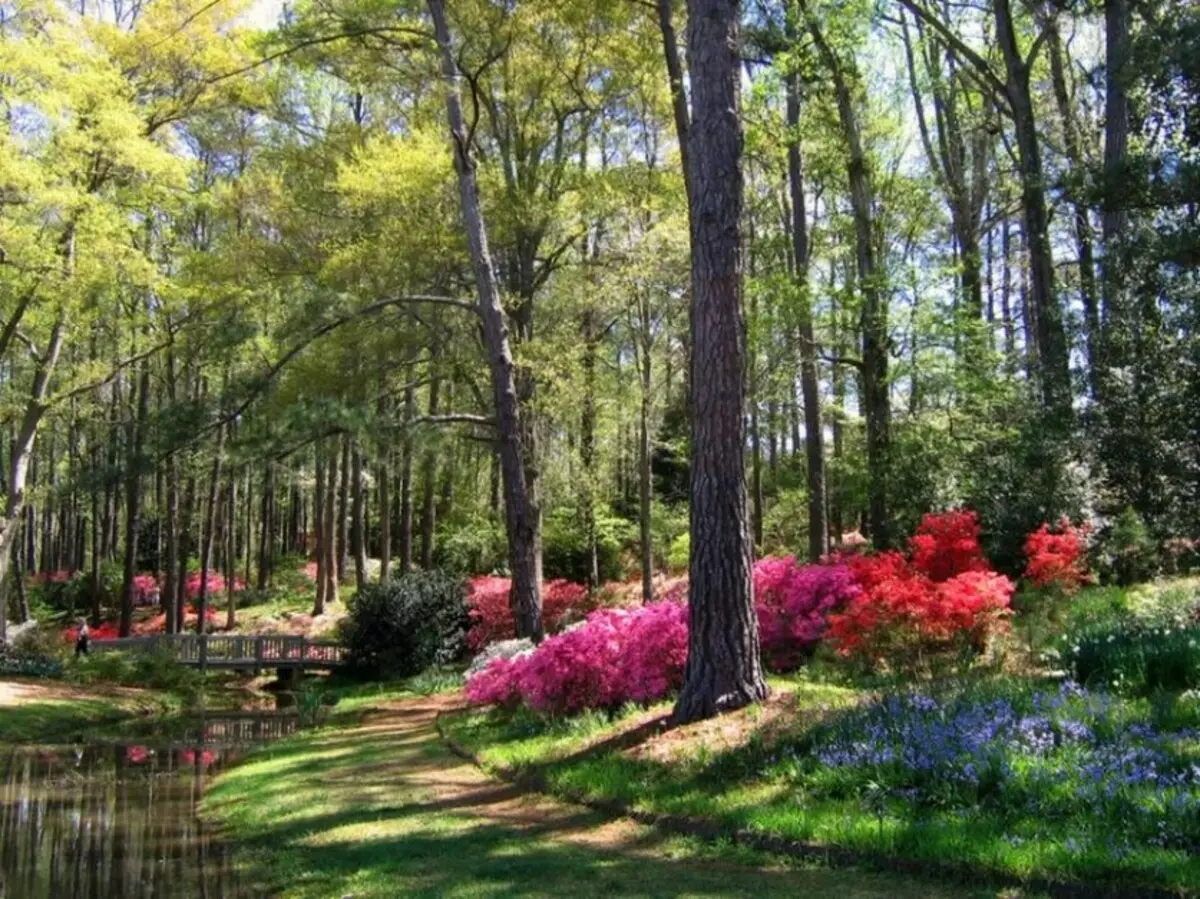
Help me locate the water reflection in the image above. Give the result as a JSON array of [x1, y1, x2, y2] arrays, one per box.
[[0, 742, 254, 898]]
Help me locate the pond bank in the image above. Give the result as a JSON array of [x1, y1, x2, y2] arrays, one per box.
[[202, 688, 1021, 898]]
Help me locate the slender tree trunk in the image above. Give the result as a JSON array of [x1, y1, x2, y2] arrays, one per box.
[[399, 386, 415, 574], [118, 359, 151, 637], [1047, 20, 1100, 398], [0, 318, 65, 604], [323, 437, 339, 606], [429, 0, 543, 640], [804, 2, 890, 547], [225, 475, 237, 630], [195, 422, 225, 635], [994, 0, 1070, 412], [256, 463, 274, 591], [351, 442, 367, 590], [1100, 0, 1130, 382], [313, 448, 327, 613], [786, 66, 829, 560], [579, 311, 601, 589], [637, 298, 654, 603], [336, 436, 350, 582], [176, 474, 196, 634], [673, 0, 768, 724], [420, 370, 441, 569]]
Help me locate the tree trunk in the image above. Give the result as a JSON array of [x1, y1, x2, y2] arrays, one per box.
[[637, 296, 654, 603], [1048, 20, 1100, 398], [164, 355, 180, 634], [429, 0, 543, 640], [786, 67, 829, 560], [580, 310, 601, 589], [351, 442, 367, 590], [399, 385, 415, 574], [323, 438, 339, 607], [804, 2, 890, 548], [119, 359, 151, 637], [336, 435, 350, 582], [0, 319, 65, 606], [420, 369, 441, 569], [1100, 0, 1130, 378], [195, 422, 225, 635], [672, 0, 769, 725], [313, 448, 327, 614], [994, 0, 1070, 413], [256, 462, 274, 591], [176, 474, 196, 634], [226, 475, 237, 630]]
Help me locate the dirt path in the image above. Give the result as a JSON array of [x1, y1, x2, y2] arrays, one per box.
[[207, 691, 1012, 898]]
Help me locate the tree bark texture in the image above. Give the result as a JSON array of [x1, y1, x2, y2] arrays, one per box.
[[673, 0, 769, 724]]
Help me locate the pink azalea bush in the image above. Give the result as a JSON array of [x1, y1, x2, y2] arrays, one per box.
[[182, 571, 246, 600], [754, 558, 861, 671], [466, 576, 592, 650], [465, 600, 688, 715]]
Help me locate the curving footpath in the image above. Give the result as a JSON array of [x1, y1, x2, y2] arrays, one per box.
[[204, 692, 1015, 898]]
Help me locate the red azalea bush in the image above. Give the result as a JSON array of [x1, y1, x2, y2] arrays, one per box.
[[465, 576, 592, 650], [465, 600, 688, 715], [909, 510, 989, 582], [131, 605, 219, 635], [31, 570, 72, 585], [63, 620, 121, 642], [1024, 518, 1090, 593], [754, 558, 861, 670], [827, 510, 1014, 666]]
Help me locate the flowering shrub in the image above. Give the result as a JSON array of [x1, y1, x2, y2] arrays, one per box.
[[183, 572, 246, 599], [1024, 518, 1090, 593], [827, 562, 1013, 665], [131, 605, 219, 635], [465, 576, 591, 650], [132, 573, 159, 605], [465, 600, 688, 715], [909, 510, 988, 582], [30, 570, 72, 585], [63, 621, 120, 643], [753, 558, 860, 670], [784, 681, 1200, 857]]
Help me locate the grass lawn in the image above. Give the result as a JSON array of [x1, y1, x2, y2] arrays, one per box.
[[0, 678, 170, 742], [441, 671, 1200, 895], [204, 684, 1034, 898]]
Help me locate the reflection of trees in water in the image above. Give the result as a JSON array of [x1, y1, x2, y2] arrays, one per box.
[[0, 745, 246, 898]]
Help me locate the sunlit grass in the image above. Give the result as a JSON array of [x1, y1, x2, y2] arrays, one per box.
[[205, 684, 1019, 898]]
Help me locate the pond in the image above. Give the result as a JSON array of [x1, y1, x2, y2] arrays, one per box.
[[0, 733, 272, 898]]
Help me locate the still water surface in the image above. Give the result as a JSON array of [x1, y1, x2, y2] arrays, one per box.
[[0, 741, 256, 898]]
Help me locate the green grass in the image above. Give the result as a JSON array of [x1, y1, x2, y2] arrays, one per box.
[[0, 695, 135, 742], [205, 683, 1028, 898], [442, 674, 1200, 894]]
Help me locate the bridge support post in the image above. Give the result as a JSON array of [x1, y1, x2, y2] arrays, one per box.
[[254, 639, 264, 677], [199, 635, 208, 673]]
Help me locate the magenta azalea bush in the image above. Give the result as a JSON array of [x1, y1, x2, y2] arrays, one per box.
[[465, 600, 688, 715], [754, 559, 861, 671]]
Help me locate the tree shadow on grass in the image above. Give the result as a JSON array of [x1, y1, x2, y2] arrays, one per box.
[[208, 706, 1014, 899]]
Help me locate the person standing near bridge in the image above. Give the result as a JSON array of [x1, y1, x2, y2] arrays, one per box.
[[74, 619, 89, 656]]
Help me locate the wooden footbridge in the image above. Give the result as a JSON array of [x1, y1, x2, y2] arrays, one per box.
[[90, 634, 345, 674]]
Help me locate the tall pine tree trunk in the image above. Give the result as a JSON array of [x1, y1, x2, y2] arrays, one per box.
[[673, 0, 768, 724]]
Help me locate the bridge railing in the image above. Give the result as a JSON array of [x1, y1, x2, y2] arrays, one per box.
[[90, 633, 345, 671]]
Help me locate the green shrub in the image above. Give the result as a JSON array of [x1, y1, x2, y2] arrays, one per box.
[[541, 506, 632, 584], [1094, 508, 1160, 586], [1060, 619, 1200, 694], [762, 488, 810, 556], [0, 643, 63, 678], [666, 533, 689, 573], [66, 647, 203, 699], [433, 516, 506, 576], [339, 571, 469, 679]]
